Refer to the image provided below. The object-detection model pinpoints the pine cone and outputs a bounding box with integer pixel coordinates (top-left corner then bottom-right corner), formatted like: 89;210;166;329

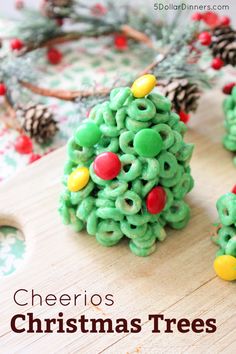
43;0;73;19
210;26;236;66
16;103;58;143
157;79;201;113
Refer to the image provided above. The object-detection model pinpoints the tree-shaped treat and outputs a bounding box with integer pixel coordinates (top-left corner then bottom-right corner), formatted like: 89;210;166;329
212;191;236;281
59;75;195;256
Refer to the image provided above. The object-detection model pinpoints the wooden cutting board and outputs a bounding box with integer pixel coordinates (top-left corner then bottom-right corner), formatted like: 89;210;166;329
0;91;235;353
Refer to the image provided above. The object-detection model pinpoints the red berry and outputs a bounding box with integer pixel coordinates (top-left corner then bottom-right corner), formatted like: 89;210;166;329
93;152;121;180
47;47;62;65
91;3;107;16
0;83;6;96
223;82;236;95
198;31;212;46
202;11;220;27
220;16;230;26
56;18;64;26
10;38;24;51
14;135;33;154
114;34;128;51
191;12;202;21
179;111;190;124
29;153;41;164
232;185;236;194
211;57;224;70
146;186;166;214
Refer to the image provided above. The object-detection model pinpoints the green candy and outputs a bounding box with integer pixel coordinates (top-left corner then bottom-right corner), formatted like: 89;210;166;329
75;121;101;148
134;129;163;157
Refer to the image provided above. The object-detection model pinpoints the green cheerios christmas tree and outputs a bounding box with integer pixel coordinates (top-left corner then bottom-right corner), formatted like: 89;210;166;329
59;75;195;256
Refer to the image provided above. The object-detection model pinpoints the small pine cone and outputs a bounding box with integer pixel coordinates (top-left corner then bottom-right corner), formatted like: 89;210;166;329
16;103;58;143
157;78;201;113
43;0;73;19
210;26;236;66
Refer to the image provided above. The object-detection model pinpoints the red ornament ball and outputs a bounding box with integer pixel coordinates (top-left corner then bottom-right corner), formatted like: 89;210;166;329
146;186;166;214
93;152;121;180
14;135;33;154
114;34;128;51
0;83;7;96
191;12;202;21
10;38;24;51
223;82;236;95
202;11;220;27
29;153;42;164
220;16;231;26
179;111;190;124
211;57;224;70
198;31;212;46
47;47;62;65
231;185;236;194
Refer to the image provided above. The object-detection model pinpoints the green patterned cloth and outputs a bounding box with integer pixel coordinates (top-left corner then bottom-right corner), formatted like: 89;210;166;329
0;20;151;276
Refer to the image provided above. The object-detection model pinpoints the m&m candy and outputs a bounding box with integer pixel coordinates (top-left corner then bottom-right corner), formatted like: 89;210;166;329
214;255;236;281
146;186;166;214
131;74;157;98
67;167;90;192
134;129;163;157
93;152;121;180
75;121;101;147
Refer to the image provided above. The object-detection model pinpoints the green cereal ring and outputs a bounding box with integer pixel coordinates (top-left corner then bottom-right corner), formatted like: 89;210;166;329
58;203;71;224
140;157;160;180
152;223;167;241
132;178;157;198
102;102;116;126
158;151;178;179
168;211;190;230
132;227;156;248
127;212;151;226
89;103;102;120
96;137;119;154
225;236;236;257
168;112;180;127
86;210;98;235
89;164;110;186
168;131;183;154
148;92;171;112
152;112;170;124
102;180;128;199
163;187;173;211
160;164;183;188
172;173;192;200
223;96;234;112
110;87;132;110
115;190;142;215
217;226;236;249
153;124;174;149
216;248;225;257
164;200;190;223
176;143;194;162
67;137;94;163
119;131;135;154
129;240;156;257
216;193;236;226
64;160;77;174
118;154;142;181
100;124;119;137
126;117;150;133
70;180;95;205
96;207;124;221
76;196;95;221
173;121;187;136
115;107;127;130
91;105;105;125
95;198;115;208
127;98;156;122
223;136;236;151
158;215;167;227
60;188;72;206
69;208;84;232
120;220;147;239
96;220;123;246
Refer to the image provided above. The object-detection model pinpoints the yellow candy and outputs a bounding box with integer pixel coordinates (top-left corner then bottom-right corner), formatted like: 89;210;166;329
214;255;236;281
67;167;90;192
131;74;157;98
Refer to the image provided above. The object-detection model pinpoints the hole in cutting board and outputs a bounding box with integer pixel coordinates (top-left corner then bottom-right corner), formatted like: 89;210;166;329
0;225;26;277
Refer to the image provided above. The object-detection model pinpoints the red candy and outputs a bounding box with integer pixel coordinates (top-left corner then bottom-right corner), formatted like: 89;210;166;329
0;83;6;96
114;34;128;50
93;152;121;180
211;57;224;70
231;185;236;194
202;11;220;27
146;186;166;214
47;47;62;65
14;135;33;154
198;32;212;46
179;111;190;124
223;82;236;95
220;16;230;26
10;38;24;51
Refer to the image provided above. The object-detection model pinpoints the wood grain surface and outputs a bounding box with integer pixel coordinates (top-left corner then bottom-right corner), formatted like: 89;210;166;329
0;90;235;353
